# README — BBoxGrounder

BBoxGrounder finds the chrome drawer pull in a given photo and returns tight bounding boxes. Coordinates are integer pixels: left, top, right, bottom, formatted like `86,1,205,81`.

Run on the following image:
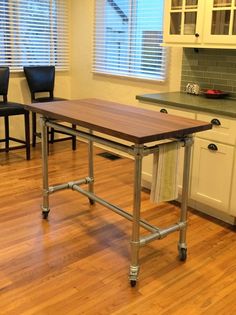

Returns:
211,118,221,126
208,143,218,151
160,108,168,114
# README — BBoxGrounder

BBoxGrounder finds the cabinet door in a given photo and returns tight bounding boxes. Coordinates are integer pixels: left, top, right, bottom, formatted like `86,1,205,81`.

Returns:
163,0,205,44
230,154,236,216
204,0,236,45
191,138,234,212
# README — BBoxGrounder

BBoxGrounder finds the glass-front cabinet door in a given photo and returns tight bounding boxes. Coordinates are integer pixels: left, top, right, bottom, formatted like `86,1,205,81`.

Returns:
163,0,205,44
204,0,236,44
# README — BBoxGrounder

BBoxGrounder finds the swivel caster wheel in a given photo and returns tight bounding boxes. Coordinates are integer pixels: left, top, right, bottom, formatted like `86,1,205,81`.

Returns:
179,248,187,261
42,211,49,219
89,198,95,205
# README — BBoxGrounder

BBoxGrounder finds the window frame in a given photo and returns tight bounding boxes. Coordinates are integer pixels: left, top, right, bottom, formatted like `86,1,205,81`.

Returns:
93,0,168,82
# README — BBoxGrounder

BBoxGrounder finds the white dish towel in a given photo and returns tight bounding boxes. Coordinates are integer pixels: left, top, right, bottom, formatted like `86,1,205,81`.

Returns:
150,141,181,203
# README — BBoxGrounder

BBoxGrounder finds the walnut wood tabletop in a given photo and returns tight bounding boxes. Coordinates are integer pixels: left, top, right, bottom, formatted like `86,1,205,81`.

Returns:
27,98,212,144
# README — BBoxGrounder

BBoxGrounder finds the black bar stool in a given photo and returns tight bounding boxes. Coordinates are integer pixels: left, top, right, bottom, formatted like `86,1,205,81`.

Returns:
24,66,76,150
0,67,30,160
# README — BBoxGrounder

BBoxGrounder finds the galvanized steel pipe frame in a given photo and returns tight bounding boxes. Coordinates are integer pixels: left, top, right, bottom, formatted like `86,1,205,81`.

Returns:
40,117,193,283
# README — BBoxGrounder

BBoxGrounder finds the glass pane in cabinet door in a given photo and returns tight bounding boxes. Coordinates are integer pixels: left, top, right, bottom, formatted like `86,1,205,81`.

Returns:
185,0,198,9
211,10,230,34
184,12,196,34
171,0,182,9
213,0,232,7
170,12,182,34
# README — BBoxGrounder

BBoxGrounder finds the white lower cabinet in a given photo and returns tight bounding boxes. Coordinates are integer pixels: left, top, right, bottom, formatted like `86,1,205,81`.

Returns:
230,155,236,217
139,101,236,224
191,138,234,213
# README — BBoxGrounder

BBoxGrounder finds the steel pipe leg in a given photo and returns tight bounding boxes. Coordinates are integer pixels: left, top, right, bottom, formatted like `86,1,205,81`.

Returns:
178,136,193,261
129,144,143,287
41,117,50,219
88,129,95,205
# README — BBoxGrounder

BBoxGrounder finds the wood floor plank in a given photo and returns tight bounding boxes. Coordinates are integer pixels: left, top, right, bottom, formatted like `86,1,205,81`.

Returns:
0,141,236,315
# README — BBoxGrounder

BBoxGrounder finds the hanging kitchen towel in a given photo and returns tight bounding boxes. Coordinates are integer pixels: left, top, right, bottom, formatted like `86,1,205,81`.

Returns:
150,141,181,203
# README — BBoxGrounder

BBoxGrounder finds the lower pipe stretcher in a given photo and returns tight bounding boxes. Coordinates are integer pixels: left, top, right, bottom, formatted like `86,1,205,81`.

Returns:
27,98,212,287
40,117,192,287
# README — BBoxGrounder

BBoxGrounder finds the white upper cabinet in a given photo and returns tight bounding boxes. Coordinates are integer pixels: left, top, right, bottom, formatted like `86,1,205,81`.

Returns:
163,0,236,47
163,0,204,45
204,0,236,45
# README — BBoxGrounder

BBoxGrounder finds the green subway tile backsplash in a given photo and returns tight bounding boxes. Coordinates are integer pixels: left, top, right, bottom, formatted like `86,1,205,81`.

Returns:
181,48,236,99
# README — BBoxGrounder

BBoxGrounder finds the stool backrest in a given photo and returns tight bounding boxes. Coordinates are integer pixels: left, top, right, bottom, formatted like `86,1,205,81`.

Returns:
0,67,9,102
24,66,55,101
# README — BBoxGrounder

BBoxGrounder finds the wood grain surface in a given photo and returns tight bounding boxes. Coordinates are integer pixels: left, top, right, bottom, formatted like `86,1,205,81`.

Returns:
27,98,212,143
0,141,236,315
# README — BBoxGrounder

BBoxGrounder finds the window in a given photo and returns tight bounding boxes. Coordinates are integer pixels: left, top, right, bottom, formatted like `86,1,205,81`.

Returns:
94,0,167,81
0,0,69,71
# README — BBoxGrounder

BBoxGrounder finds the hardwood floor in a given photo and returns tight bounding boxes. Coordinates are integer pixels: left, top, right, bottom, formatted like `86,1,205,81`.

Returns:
0,141,236,315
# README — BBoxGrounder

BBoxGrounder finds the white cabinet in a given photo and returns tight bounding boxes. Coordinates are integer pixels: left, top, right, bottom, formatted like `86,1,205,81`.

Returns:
230,154,236,216
191,112,236,215
204,0,236,45
163,0,236,48
138,98,236,223
163,0,204,45
191,138,234,212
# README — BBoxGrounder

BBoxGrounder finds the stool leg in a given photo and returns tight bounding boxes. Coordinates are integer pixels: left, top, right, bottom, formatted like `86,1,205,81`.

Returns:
47,127,50,153
50,127,55,144
72,124,77,150
32,112,37,147
4,116,9,153
24,112,31,160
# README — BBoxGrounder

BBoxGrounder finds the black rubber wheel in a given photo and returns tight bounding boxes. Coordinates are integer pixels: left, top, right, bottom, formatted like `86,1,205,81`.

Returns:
130,280,137,287
179,248,187,261
42,211,49,219
89,198,95,205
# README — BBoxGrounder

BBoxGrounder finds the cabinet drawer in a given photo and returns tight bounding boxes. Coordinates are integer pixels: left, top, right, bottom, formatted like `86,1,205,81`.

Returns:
196,113,236,145
138,102,196,119
156,106,196,119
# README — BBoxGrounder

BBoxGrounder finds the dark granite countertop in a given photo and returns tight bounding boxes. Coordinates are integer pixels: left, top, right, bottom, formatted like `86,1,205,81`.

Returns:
136,92,236,118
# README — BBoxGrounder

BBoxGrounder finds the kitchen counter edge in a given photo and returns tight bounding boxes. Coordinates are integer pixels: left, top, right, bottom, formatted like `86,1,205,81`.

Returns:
136,92,236,118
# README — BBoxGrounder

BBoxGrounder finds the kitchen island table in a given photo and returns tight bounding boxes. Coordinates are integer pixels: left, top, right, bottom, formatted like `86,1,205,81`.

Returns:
28,98,211,286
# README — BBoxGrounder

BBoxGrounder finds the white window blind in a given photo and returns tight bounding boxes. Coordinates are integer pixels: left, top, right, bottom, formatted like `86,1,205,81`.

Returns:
0,0,69,71
94,0,167,81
